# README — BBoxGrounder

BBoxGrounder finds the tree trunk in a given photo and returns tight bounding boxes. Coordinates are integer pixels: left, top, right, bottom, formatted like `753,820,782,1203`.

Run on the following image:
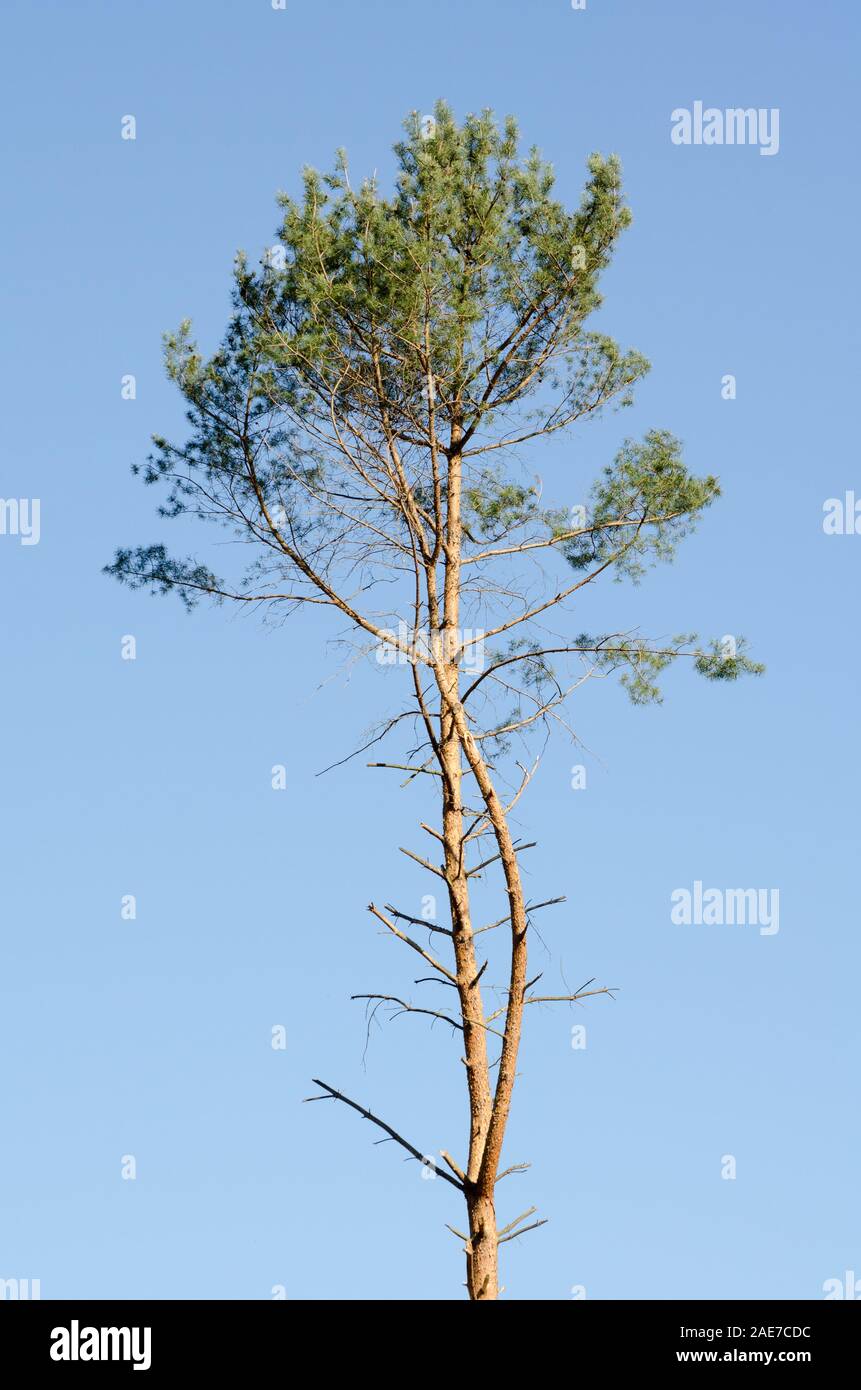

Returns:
466,1190,499,1300
437,419,500,1300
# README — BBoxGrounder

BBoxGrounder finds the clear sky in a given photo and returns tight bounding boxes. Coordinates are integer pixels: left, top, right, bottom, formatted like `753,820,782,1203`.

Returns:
1,0,859,1301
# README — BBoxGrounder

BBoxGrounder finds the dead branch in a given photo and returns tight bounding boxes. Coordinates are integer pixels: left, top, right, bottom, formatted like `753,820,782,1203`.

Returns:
383,902,452,938
305,1079,463,1192
496,1162,531,1184
439,1151,467,1185
498,1206,538,1238
352,993,463,1032
467,841,536,879
367,761,442,778
445,1223,471,1247
367,903,458,984
399,845,447,880
525,986,618,1005
527,896,567,915
498,1219,548,1245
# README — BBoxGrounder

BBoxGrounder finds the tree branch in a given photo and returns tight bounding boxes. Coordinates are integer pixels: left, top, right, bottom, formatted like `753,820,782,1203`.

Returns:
305,1079,464,1192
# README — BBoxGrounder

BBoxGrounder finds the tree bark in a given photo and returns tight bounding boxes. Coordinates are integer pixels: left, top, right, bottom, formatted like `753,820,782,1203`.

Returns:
435,419,510,1300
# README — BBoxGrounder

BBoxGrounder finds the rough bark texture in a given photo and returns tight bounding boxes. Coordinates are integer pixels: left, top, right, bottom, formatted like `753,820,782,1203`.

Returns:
433,423,526,1300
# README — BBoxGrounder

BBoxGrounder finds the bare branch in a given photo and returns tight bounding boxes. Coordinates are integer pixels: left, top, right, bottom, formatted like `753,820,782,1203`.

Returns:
445,1223,471,1247
368,761,442,778
498,1206,537,1238
367,903,458,984
305,1079,463,1191
525,986,618,1005
399,845,447,880
498,1219,548,1245
496,1162,531,1184
527,896,567,915
352,993,463,1032
440,1151,468,1185
467,841,536,879
383,902,452,938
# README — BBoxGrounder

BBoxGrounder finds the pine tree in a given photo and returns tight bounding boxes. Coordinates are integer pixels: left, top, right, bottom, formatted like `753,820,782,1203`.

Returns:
107,103,761,1300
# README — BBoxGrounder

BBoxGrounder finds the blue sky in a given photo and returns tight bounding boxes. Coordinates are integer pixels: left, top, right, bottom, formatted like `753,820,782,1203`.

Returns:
1,0,859,1301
